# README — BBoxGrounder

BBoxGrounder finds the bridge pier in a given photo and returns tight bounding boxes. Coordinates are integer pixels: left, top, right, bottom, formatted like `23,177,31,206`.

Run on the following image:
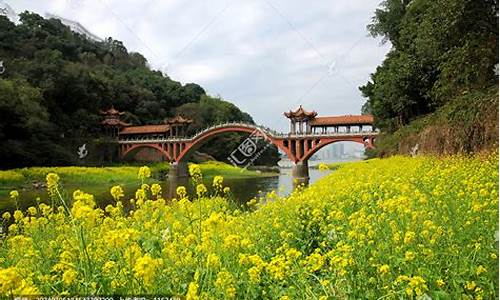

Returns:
292,161,309,187
166,173,189,200
169,161,189,178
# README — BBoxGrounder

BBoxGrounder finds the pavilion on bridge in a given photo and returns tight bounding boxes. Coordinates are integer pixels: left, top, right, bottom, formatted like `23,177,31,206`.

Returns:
284,105,375,134
100,107,192,140
164,115,193,137
100,106,130,137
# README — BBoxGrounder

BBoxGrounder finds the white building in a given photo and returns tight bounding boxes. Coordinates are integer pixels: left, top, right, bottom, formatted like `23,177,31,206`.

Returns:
45,13,103,42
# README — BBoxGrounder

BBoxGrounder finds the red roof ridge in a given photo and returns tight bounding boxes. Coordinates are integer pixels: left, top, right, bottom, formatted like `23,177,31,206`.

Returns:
119,124,170,134
310,114,374,126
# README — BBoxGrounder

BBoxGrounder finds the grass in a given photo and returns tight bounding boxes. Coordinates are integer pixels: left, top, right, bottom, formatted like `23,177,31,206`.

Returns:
195,161,276,178
0,162,268,190
0,161,271,211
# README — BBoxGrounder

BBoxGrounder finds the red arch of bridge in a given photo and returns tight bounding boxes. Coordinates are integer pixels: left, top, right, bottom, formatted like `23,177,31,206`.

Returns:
121,143,171,161
119,124,375,163
175,125,292,162
298,136,374,162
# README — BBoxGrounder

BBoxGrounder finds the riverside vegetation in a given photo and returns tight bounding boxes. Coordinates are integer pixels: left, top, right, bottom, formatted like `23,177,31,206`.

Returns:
0,161,269,210
360,0,498,156
0,153,497,299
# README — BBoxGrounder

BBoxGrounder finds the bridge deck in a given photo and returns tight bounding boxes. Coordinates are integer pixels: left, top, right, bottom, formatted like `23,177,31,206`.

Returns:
117,122,378,144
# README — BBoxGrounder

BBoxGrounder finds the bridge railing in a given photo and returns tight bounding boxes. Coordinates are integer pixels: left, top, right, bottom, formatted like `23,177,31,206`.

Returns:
117,122,379,143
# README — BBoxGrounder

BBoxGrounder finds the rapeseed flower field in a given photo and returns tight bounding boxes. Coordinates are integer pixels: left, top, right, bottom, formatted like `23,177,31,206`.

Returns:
0,154,497,299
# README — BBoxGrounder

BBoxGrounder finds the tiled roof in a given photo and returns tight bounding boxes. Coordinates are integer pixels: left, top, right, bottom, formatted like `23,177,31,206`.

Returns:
101,119,130,127
100,106,124,115
165,115,193,124
284,105,318,119
120,125,170,134
310,115,374,126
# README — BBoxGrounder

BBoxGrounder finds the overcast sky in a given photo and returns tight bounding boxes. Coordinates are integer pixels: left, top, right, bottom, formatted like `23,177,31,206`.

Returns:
9,0,390,132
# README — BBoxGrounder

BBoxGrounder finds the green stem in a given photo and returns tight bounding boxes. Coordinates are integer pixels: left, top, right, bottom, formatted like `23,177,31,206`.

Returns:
55,187,72,217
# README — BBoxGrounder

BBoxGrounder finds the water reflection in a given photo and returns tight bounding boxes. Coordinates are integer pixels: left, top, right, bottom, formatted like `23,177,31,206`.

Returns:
164,167,331,205
166,175,189,200
8,161,343,211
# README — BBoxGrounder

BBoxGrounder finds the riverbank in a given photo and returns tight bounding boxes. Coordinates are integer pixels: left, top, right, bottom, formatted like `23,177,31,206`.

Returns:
0,153,497,297
0,161,276,209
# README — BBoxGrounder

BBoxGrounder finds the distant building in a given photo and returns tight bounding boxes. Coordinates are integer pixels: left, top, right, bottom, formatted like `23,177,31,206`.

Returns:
310,143,346,160
45,13,103,42
338,143,345,158
0,1,19,23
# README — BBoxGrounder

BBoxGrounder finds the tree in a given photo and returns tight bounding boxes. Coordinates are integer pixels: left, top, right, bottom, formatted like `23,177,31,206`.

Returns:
361,0,498,132
0,12,280,167
0,79,66,168
367,0,413,47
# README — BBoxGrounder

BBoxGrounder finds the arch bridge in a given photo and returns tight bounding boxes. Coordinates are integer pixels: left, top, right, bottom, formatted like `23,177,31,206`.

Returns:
100,106,378,184
118,122,376,162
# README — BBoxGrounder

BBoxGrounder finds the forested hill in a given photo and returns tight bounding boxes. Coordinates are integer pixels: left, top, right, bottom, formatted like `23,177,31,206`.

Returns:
361,0,498,155
0,12,267,168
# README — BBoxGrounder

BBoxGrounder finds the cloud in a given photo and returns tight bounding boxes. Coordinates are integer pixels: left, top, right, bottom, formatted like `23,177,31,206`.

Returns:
10,0,390,132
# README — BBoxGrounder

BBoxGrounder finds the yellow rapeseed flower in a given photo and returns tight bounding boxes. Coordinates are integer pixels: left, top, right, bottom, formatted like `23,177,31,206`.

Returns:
176,186,187,198
436,279,445,288
102,261,116,275
27,206,37,216
213,175,224,190
196,184,207,198
7,224,17,234
248,266,261,283
285,248,302,260
215,271,231,288
465,281,476,291
404,251,416,261
110,185,124,201
404,231,416,244
186,281,199,300
13,210,23,222
378,264,390,275
0,267,21,294
318,163,329,171
151,183,162,196
476,265,487,276
189,164,202,182
407,276,427,296
206,254,221,269
223,234,240,249
135,188,146,202
138,166,151,182
304,252,324,272
320,279,330,286
62,269,77,286
133,254,162,286
9,190,18,200
46,173,60,196
0,154,495,297
2,212,10,220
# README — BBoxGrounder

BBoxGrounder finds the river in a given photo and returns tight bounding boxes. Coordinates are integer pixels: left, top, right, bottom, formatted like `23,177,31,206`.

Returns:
161,158,362,204
9,158,361,211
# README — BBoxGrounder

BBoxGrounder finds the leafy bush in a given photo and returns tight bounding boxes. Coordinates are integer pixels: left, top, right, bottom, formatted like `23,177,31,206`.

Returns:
371,86,498,156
